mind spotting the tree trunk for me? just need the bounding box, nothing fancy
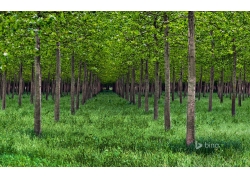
[164,13,171,130]
[76,61,82,110]
[186,11,196,146]
[172,66,175,102]
[70,51,75,115]
[220,69,224,103]
[208,31,215,112]
[121,76,125,99]
[232,39,236,116]
[238,70,242,107]
[138,60,143,108]
[34,26,42,136]
[2,71,6,110]
[198,66,202,100]
[179,67,183,104]
[89,71,93,99]
[18,62,23,106]
[131,67,135,104]
[126,70,130,101]
[145,60,149,112]
[81,62,87,104]
[55,42,61,121]
[243,61,246,101]
[46,72,50,100]
[154,61,159,120]
[12,74,15,99]
[52,79,55,101]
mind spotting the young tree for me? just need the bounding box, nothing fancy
[164,13,171,130]
[34,13,42,136]
[186,11,196,146]
[54,42,61,121]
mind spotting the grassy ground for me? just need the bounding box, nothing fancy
[0,91,249,167]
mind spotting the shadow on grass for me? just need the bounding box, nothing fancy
[169,138,243,155]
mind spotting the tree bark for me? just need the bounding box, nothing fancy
[55,42,61,121]
[154,61,159,120]
[76,61,82,110]
[238,70,242,107]
[126,70,130,101]
[70,51,75,115]
[131,67,135,104]
[172,66,175,102]
[18,62,23,106]
[208,31,215,112]
[164,13,171,130]
[220,69,224,103]
[198,66,202,100]
[34,25,42,136]
[81,62,87,104]
[138,60,143,108]
[145,60,149,112]
[186,11,196,146]
[179,67,183,104]
[232,39,236,116]
[2,70,6,110]
[12,74,15,99]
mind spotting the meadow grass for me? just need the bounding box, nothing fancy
[0,91,249,167]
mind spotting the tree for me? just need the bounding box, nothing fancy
[54,42,61,121]
[34,12,42,136]
[186,11,196,146]
[164,13,171,130]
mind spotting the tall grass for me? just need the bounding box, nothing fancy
[0,91,249,166]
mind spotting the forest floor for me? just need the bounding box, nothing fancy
[0,91,249,166]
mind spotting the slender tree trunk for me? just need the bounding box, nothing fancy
[145,60,149,112]
[18,62,23,106]
[179,67,183,104]
[129,68,133,103]
[198,66,202,100]
[30,63,34,104]
[208,31,215,112]
[126,70,130,101]
[45,72,50,100]
[232,39,236,116]
[243,61,246,101]
[7,81,10,95]
[186,11,196,146]
[220,69,224,103]
[52,79,55,101]
[121,76,125,99]
[55,42,61,121]
[154,61,159,120]
[131,67,135,104]
[70,51,75,115]
[12,75,15,99]
[172,66,175,101]
[81,62,87,105]
[34,25,42,136]
[164,13,171,130]
[2,71,6,110]
[76,61,82,110]
[238,70,242,107]
[89,71,93,99]
[138,60,143,108]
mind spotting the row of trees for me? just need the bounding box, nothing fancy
[1,11,250,146]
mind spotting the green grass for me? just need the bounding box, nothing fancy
[0,91,249,166]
